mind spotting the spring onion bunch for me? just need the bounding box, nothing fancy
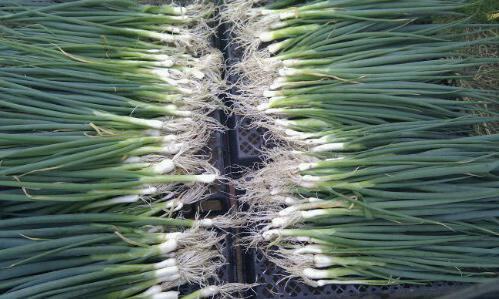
[0,1,242,298]
[0,213,243,298]
[227,0,499,286]
[0,0,224,214]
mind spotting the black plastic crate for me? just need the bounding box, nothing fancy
[226,114,268,167]
[179,107,240,291]
[220,20,270,168]
[204,110,232,206]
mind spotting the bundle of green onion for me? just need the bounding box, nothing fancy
[0,0,224,215]
[227,0,499,286]
[0,212,250,298]
[0,1,245,298]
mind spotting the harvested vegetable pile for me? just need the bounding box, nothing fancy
[0,0,243,297]
[0,0,223,213]
[226,0,499,286]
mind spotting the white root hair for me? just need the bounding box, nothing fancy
[222,0,278,55]
[201,283,258,299]
[196,210,248,230]
[236,150,315,207]
[176,227,226,251]
[231,48,281,97]
[175,247,226,285]
[183,50,226,113]
[267,248,320,287]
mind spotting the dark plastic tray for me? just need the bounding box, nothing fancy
[220,20,270,168]
[177,107,239,294]
[178,14,241,291]
[227,114,268,167]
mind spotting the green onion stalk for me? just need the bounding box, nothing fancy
[0,213,234,299]
[224,0,475,50]
[0,0,224,214]
[239,135,499,285]
[228,0,499,286]
[0,1,240,298]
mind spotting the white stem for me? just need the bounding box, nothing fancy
[152,69,177,84]
[311,143,346,152]
[195,174,218,184]
[262,229,282,241]
[304,136,330,145]
[279,10,297,20]
[154,258,177,269]
[298,162,317,171]
[314,255,335,268]
[152,55,175,67]
[284,196,300,205]
[264,108,285,115]
[162,135,178,143]
[263,90,281,97]
[293,245,324,255]
[159,239,178,254]
[270,187,285,196]
[259,31,274,42]
[172,6,185,15]
[163,232,183,240]
[189,69,205,80]
[174,110,193,117]
[151,292,179,299]
[124,156,143,164]
[267,40,286,54]
[300,175,324,182]
[269,78,285,90]
[283,59,302,67]
[145,129,162,137]
[157,273,181,283]
[160,143,184,155]
[140,186,158,195]
[303,268,329,279]
[307,197,324,203]
[83,193,143,208]
[270,21,289,29]
[259,8,273,15]
[165,201,184,211]
[153,159,176,174]
[198,218,214,227]
[177,87,194,95]
[154,266,179,278]
[301,209,328,219]
[278,67,298,77]
[157,32,192,43]
[274,119,291,128]
[143,285,163,296]
[271,216,291,228]
[200,286,220,298]
[138,119,164,129]
[284,130,315,140]
[278,206,298,216]
[257,102,271,111]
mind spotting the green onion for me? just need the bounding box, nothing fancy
[228,0,499,286]
[0,0,223,212]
